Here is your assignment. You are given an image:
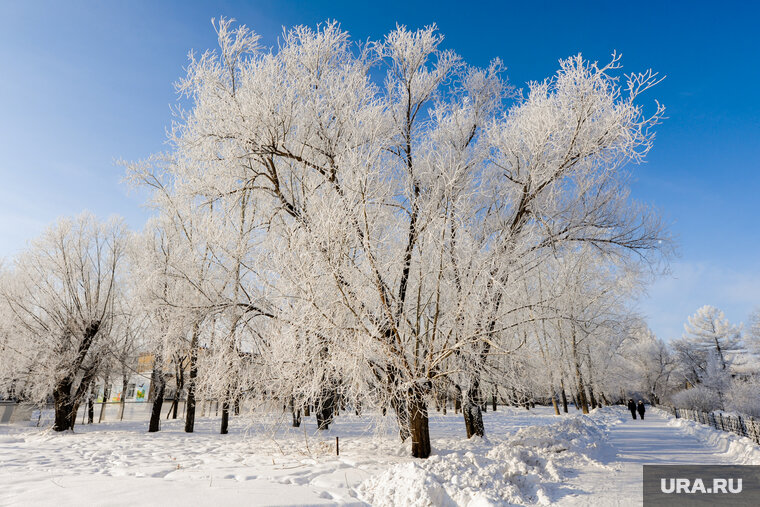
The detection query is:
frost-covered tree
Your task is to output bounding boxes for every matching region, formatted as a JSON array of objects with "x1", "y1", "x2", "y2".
[
  {"x1": 0, "y1": 213, "x2": 128, "y2": 431},
  {"x1": 109, "y1": 299, "x2": 145, "y2": 422},
  {"x1": 670, "y1": 385, "x2": 722, "y2": 412},
  {"x1": 624, "y1": 326, "x2": 676, "y2": 405},
  {"x1": 669, "y1": 306, "x2": 744, "y2": 409},
  {"x1": 726, "y1": 376, "x2": 760, "y2": 417},
  {"x1": 128, "y1": 19, "x2": 668, "y2": 458},
  {"x1": 127, "y1": 153, "x2": 237, "y2": 433},
  {"x1": 129, "y1": 217, "x2": 197, "y2": 432},
  {"x1": 676, "y1": 305, "x2": 743, "y2": 378}
]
